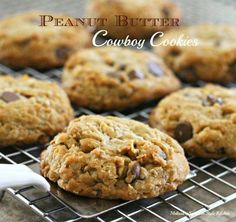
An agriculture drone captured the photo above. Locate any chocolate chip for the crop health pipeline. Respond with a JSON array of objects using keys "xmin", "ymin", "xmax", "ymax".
[
  {"xmin": 162, "ymin": 8, "xmax": 170, "ymax": 17},
  {"xmin": 178, "ymin": 67, "xmax": 197, "ymax": 82},
  {"xmin": 209, "ymin": 95, "xmax": 223, "ymax": 105},
  {"xmin": 202, "ymin": 94, "xmax": 223, "ymax": 106},
  {"xmin": 128, "ymin": 70, "xmax": 144, "ymax": 80},
  {"xmin": 174, "ymin": 121, "xmax": 193, "ymax": 143},
  {"xmin": 148, "ymin": 61, "xmax": 164, "ymax": 77},
  {"xmin": 218, "ymin": 147, "xmax": 226, "ymax": 155},
  {"xmin": 229, "ymin": 60, "xmax": 236, "ymax": 74},
  {"xmin": 119, "ymin": 64, "xmax": 126, "ymax": 71},
  {"xmin": 131, "ymin": 162, "xmax": 141, "ymax": 179},
  {"xmin": 55, "ymin": 46, "xmax": 70, "ymax": 59},
  {"xmin": 0, "ymin": 92, "xmax": 20, "ymax": 103},
  {"xmin": 170, "ymin": 48, "xmax": 181, "ymax": 57},
  {"xmin": 125, "ymin": 162, "xmax": 141, "ymax": 183},
  {"xmin": 214, "ymin": 40, "xmax": 221, "ymax": 47}
]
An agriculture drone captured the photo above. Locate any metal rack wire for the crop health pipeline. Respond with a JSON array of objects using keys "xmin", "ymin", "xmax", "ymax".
[{"xmin": 0, "ymin": 64, "xmax": 235, "ymax": 222}]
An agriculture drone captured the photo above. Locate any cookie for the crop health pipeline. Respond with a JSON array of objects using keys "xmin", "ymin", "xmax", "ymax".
[
  {"xmin": 0, "ymin": 75, "xmax": 74, "ymax": 147},
  {"xmin": 40, "ymin": 115, "xmax": 189, "ymax": 200},
  {"xmin": 153, "ymin": 24, "xmax": 236, "ymax": 83},
  {"xmin": 0, "ymin": 11, "xmax": 91, "ymax": 69},
  {"xmin": 86, "ymin": 0, "xmax": 181, "ymax": 39},
  {"xmin": 62, "ymin": 46, "xmax": 181, "ymax": 110},
  {"xmin": 149, "ymin": 84, "xmax": 236, "ymax": 159}
]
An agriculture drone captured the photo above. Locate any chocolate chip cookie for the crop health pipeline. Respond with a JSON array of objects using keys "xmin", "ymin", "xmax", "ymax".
[
  {"xmin": 0, "ymin": 75, "xmax": 74, "ymax": 147},
  {"xmin": 153, "ymin": 24, "xmax": 236, "ymax": 83},
  {"xmin": 86, "ymin": 0, "xmax": 181, "ymax": 39},
  {"xmin": 0, "ymin": 11, "xmax": 91, "ymax": 69},
  {"xmin": 40, "ymin": 115, "xmax": 189, "ymax": 200},
  {"xmin": 62, "ymin": 47, "xmax": 181, "ymax": 110},
  {"xmin": 149, "ymin": 84, "xmax": 236, "ymax": 159}
]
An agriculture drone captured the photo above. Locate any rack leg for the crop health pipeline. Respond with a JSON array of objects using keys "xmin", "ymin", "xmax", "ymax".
[{"xmin": 0, "ymin": 190, "xmax": 5, "ymax": 201}]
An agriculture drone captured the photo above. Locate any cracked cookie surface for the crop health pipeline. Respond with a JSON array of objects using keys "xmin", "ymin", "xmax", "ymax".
[
  {"xmin": 0, "ymin": 75, "xmax": 74, "ymax": 147},
  {"xmin": 153, "ymin": 24, "xmax": 236, "ymax": 83},
  {"xmin": 62, "ymin": 46, "xmax": 181, "ymax": 110},
  {"xmin": 149, "ymin": 84, "xmax": 236, "ymax": 158},
  {"xmin": 40, "ymin": 115, "xmax": 189, "ymax": 200},
  {"xmin": 86, "ymin": 0, "xmax": 181, "ymax": 39},
  {"xmin": 0, "ymin": 11, "xmax": 91, "ymax": 69}
]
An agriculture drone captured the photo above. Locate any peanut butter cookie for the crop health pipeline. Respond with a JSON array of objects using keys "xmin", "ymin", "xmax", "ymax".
[
  {"xmin": 86, "ymin": 0, "xmax": 181, "ymax": 39},
  {"xmin": 0, "ymin": 75, "xmax": 74, "ymax": 147},
  {"xmin": 0, "ymin": 11, "xmax": 91, "ymax": 69},
  {"xmin": 62, "ymin": 47, "xmax": 181, "ymax": 110},
  {"xmin": 41, "ymin": 115, "xmax": 189, "ymax": 200},
  {"xmin": 150, "ymin": 84, "xmax": 236, "ymax": 158},
  {"xmin": 153, "ymin": 24, "xmax": 236, "ymax": 83}
]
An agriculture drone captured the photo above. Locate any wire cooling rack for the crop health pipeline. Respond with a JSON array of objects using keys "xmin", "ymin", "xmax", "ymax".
[{"xmin": 0, "ymin": 64, "xmax": 236, "ymax": 222}]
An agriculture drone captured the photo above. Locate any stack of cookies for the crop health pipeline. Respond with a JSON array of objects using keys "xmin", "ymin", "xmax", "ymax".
[{"xmin": 0, "ymin": 0, "xmax": 235, "ymax": 201}]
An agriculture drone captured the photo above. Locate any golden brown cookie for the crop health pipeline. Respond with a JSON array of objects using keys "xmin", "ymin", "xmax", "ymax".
[
  {"xmin": 153, "ymin": 24, "xmax": 236, "ymax": 83},
  {"xmin": 149, "ymin": 84, "xmax": 236, "ymax": 159},
  {"xmin": 0, "ymin": 11, "xmax": 91, "ymax": 69},
  {"xmin": 40, "ymin": 115, "xmax": 189, "ymax": 200},
  {"xmin": 0, "ymin": 75, "xmax": 74, "ymax": 147},
  {"xmin": 86, "ymin": 0, "xmax": 181, "ymax": 39},
  {"xmin": 62, "ymin": 46, "xmax": 181, "ymax": 110}
]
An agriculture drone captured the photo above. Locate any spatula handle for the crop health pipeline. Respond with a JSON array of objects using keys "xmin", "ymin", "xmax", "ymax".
[{"xmin": 0, "ymin": 164, "xmax": 50, "ymax": 192}]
